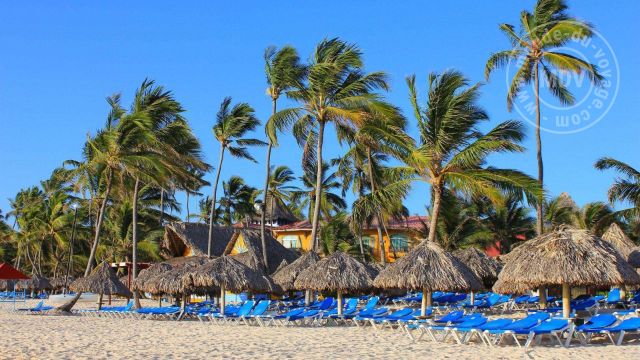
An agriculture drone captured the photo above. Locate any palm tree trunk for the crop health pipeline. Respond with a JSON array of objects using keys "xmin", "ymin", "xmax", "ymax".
[
  {"xmin": 427, "ymin": 183, "xmax": 442, "ymax": 243},
  {"xmin": 309, "ymin": 121, "xmax": 325, "ymax": 252},
  {"xmin": 56, "ymin": 169, "xmax": 113, "ymax": 312},
  {"xmin": 534, "ymin": 63, "xmax": 544, "ymax": 236},
  {"xmin": 132, "ymin": 177, "xmax": 142, "ymax": 309},
  {"xmin": 159, "ymin": 188, "xmax": 164, "ymax": 225},
  {"xmin": 358, "ymin": 229, "xmax": 365, "ymax": 262},
  {"xmin": 366, "ymin": 147, "xmax": 387, "ymax": 264},
  {"xmin": 260, "ymin": 99, "xmax": 277, "ymax": 271},
  {"xmin": 207, "ymin": 145, "xmax": 225, "ymax": 257},
  {"xmin": 185, "ymin": 192, "xmax": 190, "ymax": 222}
]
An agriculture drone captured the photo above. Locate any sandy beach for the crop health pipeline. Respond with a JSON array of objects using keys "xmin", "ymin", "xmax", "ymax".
[{"xmin": 1, "ymin": 301, "xmax": 637, "ymax": 360}]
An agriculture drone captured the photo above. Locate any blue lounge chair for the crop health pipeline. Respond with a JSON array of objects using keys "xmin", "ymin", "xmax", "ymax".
[
  {"xmin": 434, "ymin": 316, "xmax": 487, "ymax": 343},
  {"xmin": 211, "ymin": 300, "xmax": 255, "ymax": 324},
  {"xmin": 432, "ymin": 310, "xmax": 465, "ymax": 324},
  {"xmin": 368, "ymin": 308, "xmax": 414, "ymax": 328},
  {"xmin": 323, "ymin": 298, "xmax": 359, "ymax": 322},
  {"xmin": 571, "ymin": 314, "xmax": 617, "ymax": 345},
  {"xmin": 483, "ymin": 312, "xmax": 550, "ymax": 346},
  {"xmin": 598, "ymin": 317, "xmax": 640, "ymax": 345},
  {"xmin": 605, "ymin": 288, "xmax": 624, "ymax": 307},
  {"xmin": 255, "ymin": 308, "xmax": 304, "ymax": 327},
  {"xmin": 136, "ymin": 306, "xmax": 181, "ymax": 320},
  {"xmin": 242, "ymin": 300, "xmax": 271, "ymax": 325},
  {"xmin": 512, "ymin": 319, "xmax": 571, "ymax": 347},
  {"xmin": 17, "ymin": 300, "xmax": 53, "ymax": 313},
  {"xmin": 309, "ymin": 297, "xmax": 334, "ymax": 310},
  {"xmin": 282, "ymin": 309, "xmax": 321, "ymax": 326},
  {"xmin": 452, "ymin": 318, "xmax": 514, "ymax": 345}
]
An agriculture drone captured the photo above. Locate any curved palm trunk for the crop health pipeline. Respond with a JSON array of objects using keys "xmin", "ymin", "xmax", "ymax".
[
  {"xmin": 534, "ymin": 63, "xmax": 544, "ymax": 236},
  {"xmin": 260, "ymin": 98, "xmax": 275, "ymax": 270},
  {"xmin": 159, "ymin": 188, "xmax": 164, "ymax": 225},
  {"xmin": 367, "ymin": 147, "xmax": 387, "ymax": 264},
  {"xmin": 207, "ymin": 145, "xmax": 225, "ymax": 257},
  {"xmin": 132, "ymin": 177, "xmax": 142, "ymax": 308},
  {"xmin": 56, "ymin": 169, "xmax": 113, "ymax": 312},
  {"xmin": 309, "ymin": 121, "xmax": 325, "ymax": 252},
  {"xmin": 185, "ymin": 192, "xmax": 190, "ymax": 222},
  {"xmin": 426, "ymin": 183, "xmax": 442, "ymax": 243}
]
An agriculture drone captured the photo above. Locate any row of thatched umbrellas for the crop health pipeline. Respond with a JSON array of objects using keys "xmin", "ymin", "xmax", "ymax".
[{"xmin": 64, "ymin": 224, "xmax": 640, "ymax": 319}]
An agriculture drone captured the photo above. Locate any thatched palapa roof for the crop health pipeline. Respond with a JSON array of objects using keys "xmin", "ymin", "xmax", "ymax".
[
  {"xmin": 183, "ymin": 256, "xmax": 276, "ymax": 293},
  {"xmin": 493, "ymin": 227, "xmax": 640, "ymax": 293},
  {"xmin": 272, "ymin": 252, "xmax": 320, "ymax": 291},
  {"xmin": 453, "ymin": 247, "xmax": 501, "ymax": 285},
  {"xmin": 17, "ymin": 275, "xmax": 51, "ymax": 291},
  {"xmin": 161, "ymin": 222, "xmax": 237, "ymax": 258},
  {"xmin": 70, "ymin": 262, "xmax": 132, "ymax": 297},
  {"xmin": 50, "ymin": 276, "xmax": 75, "ymax": 290},
  {"xmin": 250, "ymin": 195, "xmax": 299, "ymax": 224},
  {"xmin": 230, "ymin": 229, "xmax": 298, "ymax": 274},
  {"xmin": 602, "ymin": 223, "xmax": 640, "ymax": 268},
  {"xmin": 374, "ymin": 241, "xmax": 483, "ymax": 292},
  {"xmin": 139, "ymin": 256, "xmax": 210, "ymax": 295},
  {"xmin": 294, "ymin": 252, "xmax": 373, "ymax": 292}
]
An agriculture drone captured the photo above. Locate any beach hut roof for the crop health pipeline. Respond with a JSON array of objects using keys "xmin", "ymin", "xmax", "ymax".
[
  {"xmin": 131, "ymin": 256, "xmax": 200, "ymax": 291},
  {"xmin": 50, "ymin": 276, "xmax": 75, "ymax": 290},
  {"xmin": 230, "ymin": 229, "xmax": 299, "ymax": 274},
  {"xmin": 249, "ymin": 195, "xmax": 299, "ymax": 224},
  {"xmin": 161, "ymin": 222, "xmax": 236, "ymax": 258},
  {"xmin": 629, "ymin": 248, "xmax": 640, "ymax": 269},
  {"xmin": 140, "ymin": 256, "xmax": 210, "ymax": 295},
  {"xmin": 17, "ymin": 274, "xmax": 51, "ymax": 291},
  {"xmin": 294, "ymin": 251, "xmax": 373, "ymax": 292},
  {"xmin": 493, "ymin": 227, "xmax": 640, "ymax": 293},
  {"xmin": 374, "ymin": 241, "xmax": 483, "ymax": 292},
  {"xmin": 183, "ymin": 256, "xmax": 275, "ymax": 293},
  {"xmin": 70, "ymin": 262, "xmax": 132, "ymax": 297},
  {"xmin": 272, "ymin": 252, "xmax": 320, "ymax": 291},
  {"xmin": 602, "ymin": 223, "xmax": 640, "ymax": 267},
  {"xmin": 453, "ymin": 247, "xmax": 501, "ymax": 282}
]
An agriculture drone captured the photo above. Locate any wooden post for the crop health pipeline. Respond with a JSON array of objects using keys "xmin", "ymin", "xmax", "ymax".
[
  {"xmin": 426, "ymin": 290, "xmax": 432, "ymax": 308},
  {"xmin": 470, "ymin": 291, "xmax": 475, "ymax": 305},
  {"xmin": 220, "ymin": 285, "xmax": 226, "ymax": 315},
  {"xmin": 98, "ymin": 292, "xmax": 103, "ymax": 310},
  {"xmin": 421, "ymin": 287, "xmax": 428, "ymax": 317},
  {"xmin": 562, "ymin": 283, "xmax": 571, "ymax": 319},
  {"xmin": 158, "ymin": 297, "xmax": 162, "ymax": 307},
  {"xmin": 619, "ymin": 288, "xmax": 626, "ymax": 301},
  {"xmin": 539, "ymin": 287, "xmax": 547, "ymax": 309},
  {"xmin": 337, "ymin": 290, "xmax": 343, "ymax": 316},
  {"xmin": 304, "ymin": 289, "xmax": 311, "ymax": 307}
]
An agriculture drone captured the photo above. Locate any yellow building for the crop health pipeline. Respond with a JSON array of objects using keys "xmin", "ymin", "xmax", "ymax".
[{"xmin": 272, "ymin": 216, "xmax": 428, "ymax": 263}]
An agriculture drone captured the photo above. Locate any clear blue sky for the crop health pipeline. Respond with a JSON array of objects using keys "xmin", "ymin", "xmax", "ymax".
[{"xmin": 1, "ymin": 1, "xmax": 639, "ymax": 218}]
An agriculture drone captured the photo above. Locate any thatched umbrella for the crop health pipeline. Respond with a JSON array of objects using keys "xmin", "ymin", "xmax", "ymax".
[
  {"xmin": 50, "ymin": 276, "xmax": 75, "ymax": 292},
  {"xmin": 374, "ymin": 241, "xmax": 482, "ymax": 317},
  {"xmin": 70, "ymin": 262, "xmax": 133, "ymax": 309},
  {"xmin": 16, "ymin": 274, "xmax": 51, "ymax": 292},
  {"xmin": 494, "ymin": 227, "xmax": 640, "ymax": 318},
  {"xmin": 629, "ymin": 248, "xmax": 640, "ymax": 269},
  {"xmin": 602, "ymin": 223, "xmax": 640, "ymax": 268},
  {"xmin": 294, "ymin": 252, "xmax": 373, "ymax": 316},
  {"xmin": 272, "ymin": 252, "xmax": 320, "ymax": 292},
  {"xmin": 183, "ymin": 256, "xmax": 275, "ymax": 315},
  {"xmin": 453, "ymin": 247, "xmax": 501, "ymax": 304}
]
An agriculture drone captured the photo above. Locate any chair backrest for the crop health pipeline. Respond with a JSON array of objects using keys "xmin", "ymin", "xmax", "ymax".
[
  {"xmin": 514, "ymin": 295, "xmax": 530, "ymax": 303},
  {"xmin": 436, "ymin": 310, "xmax": 464, "ymax": 323},
  {"xmin": 123, "ymin": 300, "xmax": 134, "ymax": 311},
  {"xmin": 580, "ymin": 314, "xmax": 616, "ymax": 329},
  {"xmin": 607, "ymin": 288, "xmax": 621, "ymax": 302},
  {"xmin": 345, "ymin": 298, "xmax": 358, "ymax": 311},
  {"xmin": 507, "ymin": 312, "xmax": 549, "ymax": 329},
  {"xmin": 250, "ymin": 300, "xmax": 270, "ymax": 316},
  {"xmin": 364, "ymin": 296, "xmax": 379, "ymax": 310},
  {"xmin": 574, "ymin": 299, "xmax": 596, "ymax": 310},
  {"xmin": 33, "ymin": 300, "xmax": 44, "ymax": 310},
  {"xmin": 389, "ymin": 308, "xmax": 413, "ymax": 318},
  {"xmin": 236, "ymin": 300, "xmax": 256, "ymax": 316},
  {"xmin": 317, "ymin": 297, "xmax": 334, "ymax": 310},
  {"xmin": 481, "ymin": 318, "xmax": 513, "ymax": 330},
  {"xmin": 486, "ymin": 293, "xmax": 502, "ymax": 306}
]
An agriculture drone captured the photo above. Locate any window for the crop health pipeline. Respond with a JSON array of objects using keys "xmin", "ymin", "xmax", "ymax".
[
  {"xmin": 362, "ymin": 236, "xmax": 376, "ymax": 253},
  {"xmin": 390, "ymin": 234, "xmax": 410, "ymax": 252},
  {"xmin": 281, "ymin": 235, "xmax": 301, "ymax": 249}
]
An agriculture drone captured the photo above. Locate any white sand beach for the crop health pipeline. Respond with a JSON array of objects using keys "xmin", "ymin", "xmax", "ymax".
[{"xmin": 1, "ymin": 301, "xmax": 638, "ymax": 360}]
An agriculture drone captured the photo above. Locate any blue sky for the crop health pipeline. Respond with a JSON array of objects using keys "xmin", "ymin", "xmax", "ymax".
[{"xmin": 1, "ymin": 1, "xmax": 639, "ymax": 218}]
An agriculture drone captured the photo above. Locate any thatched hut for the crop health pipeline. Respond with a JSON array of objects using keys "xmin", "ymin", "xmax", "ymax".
[
  {"xmin": 602, "ymin": 223, "xmax": 640, "ymax": 268},
  {"xmin": 16, "ymin": 275, "xmax": 51, "ymax": 292},
  {"xmin": 50, "ymin": 276, "xmax": 75, "ymax": 292},
  {"xmin": 453, "ymin": 247, "xmax": 501, "ymax": 303},
  {"xmin": 494, "ymin": 227, "xmax": 640, "ymax": 318},
  {"xmin": 138, "ymin": 256, "xmax": 209, "ymax": 296},
  {"xmin": 374, "ymin": 241, "xmax": 482, "ymax": 316},
  {"xmin": 294, "ymin": 252, "xmax": 373, "ymax": 316},
  {"xmin": 272, "ymin": 252, "xmax": 320, "ymax": 292},
  {"xmin": 183, "ymin": 256, "xmax": 275, "ymax": 315},
  {"xmin": 70, "ymin": 262, "xmax": 133, "ymax": 309}
]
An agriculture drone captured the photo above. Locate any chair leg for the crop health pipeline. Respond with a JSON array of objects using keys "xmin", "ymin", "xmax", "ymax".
[{"xmin": 616, "ymin": 331, "xmax": 625, "ymax": 346}]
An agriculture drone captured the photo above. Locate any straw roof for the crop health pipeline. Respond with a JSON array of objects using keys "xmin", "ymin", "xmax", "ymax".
[
  {"xmin": 249, "ymin": 195, "xmax": 299, "ymax": 224},
  {"xmin": 50, "ymin": 276, "xmax": 75, "ymax": 290},
  {"xmin": 629, "ymin": 248, "xmax": 640, "ymax": 269},
  {"xmin": 294, "ymin": 251, "xmax": 374, "ymax": 292},
  {"xmin": 161, "ymin": 222, "xmax": 237, "ymax": 258},
  {"xmin": 272, "ymin": 252, "xmax": 320, "ymax": 291},
  {"xmin": 131, "ymin": 256, "xmax": 201, "ymax": 291},
  {"xmin": 493, "ymin": 227, "xmax": 640, "ymax": 293},
  {"xmin": 16, "ymin": 275, "xmax": 51, "ymax": 291},
  {"xmin": 0, "ymin": 280, "xmax": 16, "ymax": 290},
  {"xmin": 70, "ymin": 262, "xmax": 133, "ymax": 297},
  {"xmin": 602, "ymin": 223, "xmax": 640, "ymax": 267},
  {"xmin": 230, "ymin": 229, "xmax": 298, "ymax": 274},
  {"xmin": 373, "ymin": 241, "xmax": 483, "ymax": 292},
  {"xmin": 453, "ymin": 247, "xmax": 501, "ymax": 285},
  {"xmin": 139, "ymin": 256, "xmax": 210, "ymax": 295},
  {"xmin": 183, "ymin": 256, "xmax": 276, "ymax": 293}
]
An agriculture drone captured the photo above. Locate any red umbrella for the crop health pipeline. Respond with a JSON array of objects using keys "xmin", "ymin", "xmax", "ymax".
[{"xmin": 0, "ymin": 263, "xmax": 30, "ymax": 280}]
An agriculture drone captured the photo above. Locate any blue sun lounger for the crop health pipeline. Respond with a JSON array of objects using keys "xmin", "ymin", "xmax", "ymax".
[
  {"xmin": 483, "ymin": 312, "xmax": 550, "ymax": 346},
  {"xmin": 511, "ymin": 318, "xmax": 571, "ymax": 347},
  {"xmin": 136, "ymin": 306, "xmax": 181, "ymax": 320},
  {"xmin": 255, "ymin": 307, "xmax": 305, "ymax": 327},
  {"xmin": 596, "ymin": 317, "xmax": 640, "ymax": 345},
  {"xmin": 450, "ymin": 318, "xmax": 514, "ymax": 345},
  {"xmin": 570, "ymin": 314, "xmax": 617, "ymax": 345},
  {"xmin": 368, "ymin": 308, "xmax": 414, "ymax": 328},
  {"xmin": 421, "ymin": 314, "xmax": 486, "ymax": 342},
  {"xmin": 241, "ymin": 300, "xmax": 271, "ymax": 325},
  {"xmin": 211, "ymin": 300, "xmax": 255, "ymax": 324},
  {"xmin": 17, "ymin": 300, "xmax": 53, "ymax": 313}
]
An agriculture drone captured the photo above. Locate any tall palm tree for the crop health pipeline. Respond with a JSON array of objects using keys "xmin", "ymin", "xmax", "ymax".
[
  {"xmin": 291, "ymin": 162, "xmax": 347, "ymax": 224},
  {"xmin": 270, "ymin": 38, "xmax": 393, "ymax": 251},
  {"xmin": 485, "ymin": 0, "xmax": 603, "ymax": 235},
  {"xmin": 595, "ymin": 158, "xmax": 640, "ymax": 221},
  {"xmin": 261, "ymin": 46, "xmax": 305, "ymax": 268},
  {"xmin": 475, "ymin": 194, "xmax": 536, "ymax": 254},
  {"xmin": 264, "ymin": 165, "xmax": 299, "ymax": 222},
  {"xmin": 405, "ymin": 70, "xmax": 542, "ymax": 244},
  {"xmin": 207, "ymin": 97, "xmax": 265, "ymax": 257}
]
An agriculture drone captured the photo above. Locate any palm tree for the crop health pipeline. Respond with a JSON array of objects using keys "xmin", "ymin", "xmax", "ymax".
[
  {"xmin": 595, "ymin": 157, "xmax": 640, "ymax": 222},
  {"xmin": 261, "ymin": 46, "xmax": 305, "ymax": 268},
  {"xmin": 217, "ymin": 176, "xmax": 257, "ymax": 226},
  {"xmin": 405, "ymin": 70, "xmax": 542, "ymax": 244},
  {"xmin": 433, "ymin": 190, "xmax": 490, "ymax": 251},
  {"xmin": 485, "ymin": 0, "xmax": 603, "ymax": 235},
  {"xmin": 207, "ymin": 97, "xmax": 265, "ymax": 257},
  {"xmin": 270, "ymin": 38, "xmax": 393, "ymax": 251},
  {"xmin": 476, "ymin": 194, "xmax": 536, "ymax": 254},
  {"xmin": 263, "ymin": 165, "xmax": 299, "ymax": 222},
  {"xmin": 291, "ymin": 162, "xmax": 347, "ymax": 224}
]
